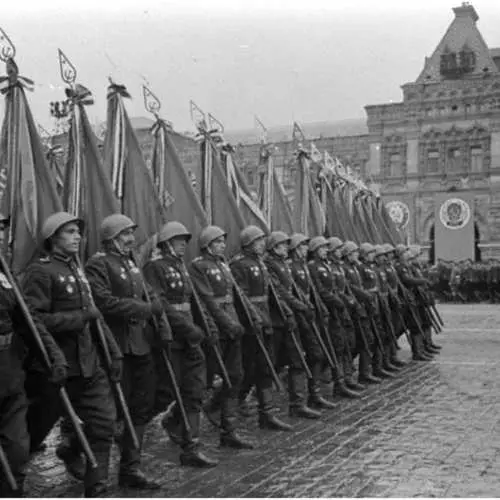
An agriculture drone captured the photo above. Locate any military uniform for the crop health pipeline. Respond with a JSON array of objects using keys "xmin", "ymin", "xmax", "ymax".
[
  {"xmin": 0, "ymin": 266, "xmax": 67, "ymax": 497},
  {"xmin": 264, "ymin": 237, "xmax": 321, "ymax": 419},
  {"xmin": 85, "ymin": 247, "xmax": 169, "ymax": 487},
  {"xmin": 143, "ymin": 247, "xmax": 219, "ymax": 466},
  {"xmin": 23, "ymin": 251, "xmax": 117, "ymax": 496},
  {"xmin": 189, "ymin": 229, "xmax": 253, "ymax": 449}
]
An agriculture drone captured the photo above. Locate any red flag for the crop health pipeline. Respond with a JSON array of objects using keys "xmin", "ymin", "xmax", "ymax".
[
  {"xmin": 150, "ymin": 117, "xmax": 208, "ymax": 262},
  {"xmin": 103, "ymin": 82, "xmax": 166, "ymax": 247},
  {"xmin": 0, "ymin": 59, "xmax": 63, "ymax": 273},
  {"xmin": 63, "ymin": 83, "xmax": 120, "ymax": 260}
]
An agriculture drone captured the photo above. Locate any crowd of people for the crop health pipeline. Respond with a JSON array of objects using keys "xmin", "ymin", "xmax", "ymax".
[
  {"xmin": 425, "ymin": 259, "xmax": 500, "ymax": 303},
  {"xmin": 0, "ymin": 212, "xmax": 443, "ymax": 498}
]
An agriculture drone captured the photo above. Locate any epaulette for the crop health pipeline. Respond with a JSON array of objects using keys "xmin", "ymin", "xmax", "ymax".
[
  {"xmin": 39, "ymin": 256, "xmax": 51, "ymax": 263},
  {"xmin": 191, "ymin": 256, "xmax": 203, "ymax": 263},
  {"xmin": 230, "ymin": 253, "xmax": 244, "ymax": 263},
  {"xmin": 93, "ymin": 251, "xmax": 106, "ymax": 259},
  {"xmin": 150, "ymin": 254, "xmax": 162, "ymax": 262}
]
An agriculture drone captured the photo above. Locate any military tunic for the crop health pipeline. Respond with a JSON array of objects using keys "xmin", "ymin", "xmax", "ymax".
[{"xmin": 22, "ymin": 252, "xmax": 116, "ymax": 487}]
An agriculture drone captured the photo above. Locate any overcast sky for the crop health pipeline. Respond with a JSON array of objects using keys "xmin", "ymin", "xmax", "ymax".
[{"xmin": 2, "ymin": 0, "xmax": 500, "ymax": 135}]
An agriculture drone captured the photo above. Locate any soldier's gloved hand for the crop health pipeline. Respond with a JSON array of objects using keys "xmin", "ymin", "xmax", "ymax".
[
  {"xmin": 109, "ymin": 358, "xmax": 122, "ymax": 382},
  {"xmin": 285, "ymin": 315, "xmax": 297, "ymax": 331},
  {"xmin": 262, "ymin": 326, "xmax": 274, "ymax": 336},
  {"xmin": 186, "ymin": 325, "xmax": 204, "ymax": 345},
  {"xmin": 50, "ymin": 362, "xmax": 67, "ymax": 386},
  {"xmin": 83, "ymin": 305, "xmax": 102, "ymax": 322},
  {"xmin": 228, "ymin": 322, "xmax": 245, "ymax": 339},
  {"xmin": 205, "ymin": 331, "xmax": 219, "ymax": 346},
  {"xmin": 186, "ymin": 344, "xmax": 205, "ymax": 362},
  {"xmin": 150, "ymin": 299, "xmax": 164, "ymax": 317}
]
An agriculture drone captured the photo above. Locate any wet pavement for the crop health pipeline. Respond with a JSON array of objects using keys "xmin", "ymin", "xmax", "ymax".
[{"xmin": 25, "ymin": 304, "xmax": 500, "ymax": 497}]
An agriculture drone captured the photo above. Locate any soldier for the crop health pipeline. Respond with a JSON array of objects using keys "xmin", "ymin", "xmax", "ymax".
[
  {"xmin": 85, "ymin": 214, "xmax": 170, "ymax": 490},
  {"xmin": 142, "ymin": 221, "xmax": 219, "ymax": 467},
  {"xmin": 189, "ymin": 225, "xmax": 254, "ymax": 449},
  {"xmin": 264, "ymin": 231, "xmax": 321, "ymax": 419},
  {"xmin": 22, "ymin": 212, "xmax": 119, "ymax": 497},
  {"xmin": 288, "ymin": 234, "xmax": 339, "ymax": 408},
  {"xmin": 0, "ymin": 214, "xmax": 67, "ymax": 498},
  {"xmin": 372, "ymin": 245, "xmax": 405, "ymax": 371},
  {"xmin": 307, "ymin": 236, "xmax": 363, "ymax": 398},
  {"xmin": 341, "ymin": 241, "xmax": 382, "ymax": 385},
  {"xmin": 354, "ymin": 243, "xmax": 395, "ymax": 380},
  {"xmin": 393, "ymin": 245, "xmax": 435, "ymax": 361},
  {"xmin": 230, "ymin": 225, "xmax": 293, "ymax": 430}
]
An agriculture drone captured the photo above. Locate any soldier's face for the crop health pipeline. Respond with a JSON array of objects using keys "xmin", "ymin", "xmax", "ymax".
[
  {"xmin": 317, "ymin": 246, "xmax": 327, "ymax": 259},
  {"xmin": 53, "ymin": 222, "xmax": 81, "ymax": 255},
  {"xmin": 115, "ymin": 228, "xmax": 136, "ymax": 253},
  {"xmin": 170, "ymin": 236, "xmax": 187, "ymax": 257},
  {"xmin": 333, "ymin": 248, "xmax": 342, "ymax": 259},
  {"xmin": 273, "ymin": 242, "xmax": 288, "ymax": 258},
  {"xmin": 251, "ymin": 237, "xmax": 266, "ymax": 256},
  {"xmin": 296, "ymin": 243, "xmax": 309, "ymax": 259},
  {"xmin": 348, "ymin": 251, "xmax": 359, "ymax": 262},
  {"xmin": 209, "ymin": 236, "xmax": 226, "ymax": 257}
]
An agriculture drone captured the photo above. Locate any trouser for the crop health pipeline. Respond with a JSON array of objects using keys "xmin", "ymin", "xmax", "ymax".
[
  {"xmin": 239, "ymin": 331, "xmax": 275, "ymax": 414},
  {"xmin": 154, "ymin": 344, "xmax": 206, "ymax": 450},
  {"xmin": 354, "ymin": 316, "xmax": 375, "ymax": 378},
  {"xmin": 119, "ymin": 353, "xmax": 155, "ymax": 474},
  {"xmin": 25, "ymin": 367, "xmax": 115, "ymax": 490},
  {"xmin": 0, "ymin": 385, "xmax": 29, "ymax": 498},
  {"xmin": 206, "ymin": 335, "xmax": 244, "ymax": 434}
]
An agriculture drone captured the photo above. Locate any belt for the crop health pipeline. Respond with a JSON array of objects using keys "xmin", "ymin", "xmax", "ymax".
[
  {"xmin": 171, "ymin": 303, "xmax": 191, "ymax": 312},
  {"xmin": 213, "ymin": 295, "xmax": 233, "ymax": 305},
  {"xmin": 249, "ymin": 296, "xmax": 267, "ymax": 304},
  {"xmin": 0, "ymin": 333, "xmax": 13, "ymax": 349}
]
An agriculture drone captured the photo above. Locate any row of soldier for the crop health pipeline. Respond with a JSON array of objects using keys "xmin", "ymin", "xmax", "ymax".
[
  {"xmin": 0, "ymin": 211, "xmax": 443, "ymax": 497},
  {"xmin": 427, "ymin": 259, "xmax": 500, "ymax": 303}
]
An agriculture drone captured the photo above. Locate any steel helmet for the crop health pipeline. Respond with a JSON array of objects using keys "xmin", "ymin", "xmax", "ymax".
[
  {"xmin": 199, "ymin": 225, "xmax": 226, "ymax": 249},
  {"xmin": 158, "ymin": 221, "xmax": 191, "ymax": 245},
  {"xmin": 328, "ymin": 237, "xmax": 343, "ymax": 251},
  {"xmin": 359, "ymin": 242, "xmax": 376, "ymax": 255},
  {"xmin": 289, "ymin": 233, "xmax": 310, "ymax": 251},
  {"xmin": 409, "ymin": 244, "xmax": 421, "ymax": 258},
  {"xmin": 383, "ymin": 243, "xmax": 395, "ymax": 255},
  {"xmin": 240, "ymin": 225, "xmax": 266, "ymax": 247},
  {"xmin": 100, "ymin": 214, "xmax": 137, "ymax": 241},
  {"xmin": 41, "ymin": 212, "xmax": 84, "ymax": 241},
  {"xmin": 373, "ymin": 244, "xmax": 386, "ymax": 257},
  {"xmin": 266, "ymin": 231, "xmax": 290, "ymax": 251},
  {"xmin": 309, "ymin": 236, "xmax": 329, "ymax": 253},
  {"xmin": 342, "ymin": 241, "xmax": 358, "ymax": 257},
  {"xmin": 395, "ymin": 243, "xmax": 408, "ymax": 255}
]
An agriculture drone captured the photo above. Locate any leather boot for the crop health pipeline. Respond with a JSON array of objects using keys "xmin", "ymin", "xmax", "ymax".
[
  {"xmin": 308, "ymin": 363, "xmax": 336, "ymax": 409},
  {"xmin": 119, "ymin": 425, "xmax": 160, "ymax": 490},
  {"xmin": 373, "ymin": 367, "xmax": 396, "ymax": 379},
  {"xmin": 161, "ymin": 403, "xmax": 183, "ymax": 446},
  {"xmin": 56, "ymin": 435, "xmax": 86, "ymax": 481},
  {"xmin": 384, "ymin": 344, "xmax": 402, "ymax": 372},
  {"xmin": 359, "ymin": 373, "xmax": 382, "ymax": 384},
  {"xmin": 180, "ymin": 413, "xmax": 218, "ymax": 468},
  {"xmin": 257, "ymin": 386, "xmax": 293, "ymax": 431},
  {"xmin": 333, "ymin": 380, "xmax": 362, "ymax": 399},
  {"xmin": 220, "ymin": 397, "xmax": 254, "ymax": 449},
  {"xmin": 411, "ymin": 334, "xmax": 433, "ymax": 361},
  {"xmin": 288, "ymin": 370, "xmax": 322, "ymax": 419},
  {"xmin": 390, "ymin": 358, "xmax": 408, "ymax": 368},
  {"xmin": 84, "ymin": 445, "xmax": 111, "ymax": 498},
  {"xmin": 345, "ymin": 378, "xmax": 366, "ymax": 391}
]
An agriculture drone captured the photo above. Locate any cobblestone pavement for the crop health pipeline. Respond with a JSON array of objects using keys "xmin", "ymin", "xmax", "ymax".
[{"xmin": 25, "ymin": 304, "xmax": 500, "ymax": 497}]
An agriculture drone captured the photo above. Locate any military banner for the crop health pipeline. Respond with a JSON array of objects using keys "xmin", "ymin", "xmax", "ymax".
[{"xmin": 434, "ymin": 192, "xmax": 474, "ymax": 262}]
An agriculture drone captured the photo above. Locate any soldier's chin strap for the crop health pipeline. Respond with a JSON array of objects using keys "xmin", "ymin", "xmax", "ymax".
[
  {"xmin": 111, "ymin": 238, "xmax": 131, "ymax": 258},
  {"xmin": 166, "ymin": 241, "xmax": 178, "ymax": 259}
]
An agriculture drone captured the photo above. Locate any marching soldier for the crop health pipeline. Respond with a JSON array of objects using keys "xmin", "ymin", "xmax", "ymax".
[
  {"xmin": 0, "ymin": 214, "xmax": 67, "ymax": 498},
  {"xmin": 356, "ymin": 242, "xmax": 395, "ymax": 380},
  {"xmin": 288, "ymin": 234, "xmax": 338, "ymax": 408},
  {"xmin": 189, "ymin": 225, "xmax": 254, "ymax": 449},
  {"xmin": 264, "ymin": 231, "xmax": 321, "ymax": 419},
  {"xmin": 142, "ymin": 221, "xmax": 219, "ymax": 467},
  {"xmin": 372, "ymin": 245, "xmax": 404, "ymax": 372},
  {"xmin": 230, "ymin": 225, "xmax": 293, "ymax": 431},
  {"xmin": 85, "ymin": 214, "xmax": 169, "ymax": 490},
  {"xmin": 22, "ymin": 212, "xmax": 119, "ymax": 497},
  {"xmin": 341, "ymin": 241, "xmax": 382, "ymax": 385},
  {"xmin": 306, "ymin": 236, "xmax": 363, "ymax": 398},
  {"xmin": 393, "ymin": 245, "xmax": 435, "ymax": 361}
]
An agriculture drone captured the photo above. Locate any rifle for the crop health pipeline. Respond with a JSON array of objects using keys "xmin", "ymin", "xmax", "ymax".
[
  {"xmin": 231, "ymin": 278, "xmax": 284, "ymax": 392},
  {"xmin": 190, "ymin": 284, "xmax": 232, "ymax": 389},
  {"xmin": 76, "ymin": 257, "xmax": 139, "ymax": 450},
  {"xmin": 0, "ymin": 442, "xmax": 17, "ymax": 492},
  {"xmin": 0, "ymin": 250, "xmax": 97, "ymax": 469},
  {"xmin": 291, "ymin": 280, "xmax": 336, "ymax": 372},
  {"xmin": 377, "ymin": 293, "xmax": 400, "ymax": 350},
  {"xmin": 388, "ymin": 289, "xmax": 413, "ymax": 349},
  {"xmin": 268, "ymin": 281, "xmax": 313, "ymax": 379},
  {"xmin": 140, "ymin": 281, "xmax": 191, "ymax": 436},
  {"xmin": 344, "ymin": 284, "xmax": 371, "ymax": 354}
]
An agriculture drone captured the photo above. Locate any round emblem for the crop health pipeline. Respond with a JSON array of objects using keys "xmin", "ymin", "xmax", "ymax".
[
  {"xmin": 386, "ymin": 201, "xmax": 410, "ymax": 229},
  {"xmin": 439, "ymin": 198, "xmax": 471, "ymax": 230}
]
